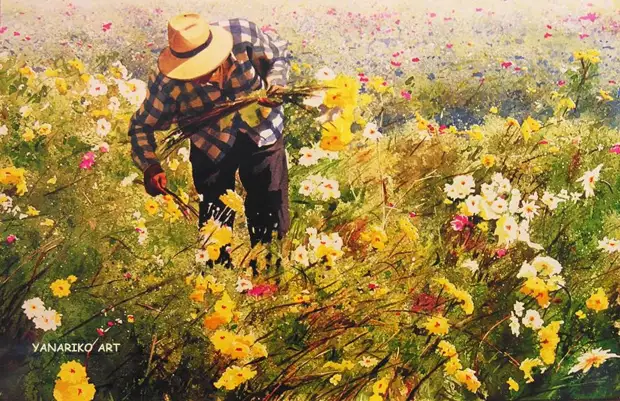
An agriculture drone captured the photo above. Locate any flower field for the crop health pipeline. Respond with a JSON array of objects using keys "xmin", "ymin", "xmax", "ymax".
[{"xmin": 1, "ymin": 1, "xmax": 619, "ymax": 400}]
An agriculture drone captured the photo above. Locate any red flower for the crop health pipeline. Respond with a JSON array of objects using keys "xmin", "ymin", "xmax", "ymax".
[
  {"xmin": 102, "ymin": 22, "xmax": 112, "ymax": 32},
  {"xmin": 496, "ymin": 249, "xmax": 507, "ymax": 258},
  {"xmin": 450, "ymin": 215, "xmax": 470, "ymax": 232},
  {"xmin": 248, "ymin": 283, "xmax": 278, "ymax": 298},
  {"xmin": 411, "ymin": 57, "xmax": 420, "ymax": 62},
  {"xmin": 96, "ymin": 328, "xmax": 105, "ymax": 336},
  {"xmin": 544, "ymin": 33, "xmax": 552, "ymax": 39},
  {"xmin": 6, "ymin": 234, "xmax": 17, "ymax": 245},
  {"xmin": 579, "ymin": 33, "xmax": 590, "ymax": 40},
  {"xmin": 501, "ymin": 61, "xmax": 512, "ymax": 69},
  {"xmin": 557, "ymin": 80, "xmax": 566, "ymax": 86},
  {"xmin": 610, "ymin": 144, "xmax": 620, "ymax": 155}
]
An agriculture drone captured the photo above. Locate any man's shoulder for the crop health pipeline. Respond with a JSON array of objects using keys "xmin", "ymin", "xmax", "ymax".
[{"xmin": 212, "ymin": 18, "xmax": 259, "ymax": 43}]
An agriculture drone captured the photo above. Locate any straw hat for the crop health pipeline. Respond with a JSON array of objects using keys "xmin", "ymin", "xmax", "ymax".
[{"xmin": 158, "ymin": 13, "xmax": 234, "ymax": 81}]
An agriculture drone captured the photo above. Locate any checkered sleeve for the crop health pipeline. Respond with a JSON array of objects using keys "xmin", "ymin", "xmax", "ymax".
[
  {"xmin": 245, "ymin": 20, "xmax": 291, "ymax": 87},
  {"xmin": 128, "ymin": 72, "xmax": 176, "ymax": 171}
]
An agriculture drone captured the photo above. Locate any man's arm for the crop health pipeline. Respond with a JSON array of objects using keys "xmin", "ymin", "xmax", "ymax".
[{"xmin": 128, "ymin": 72, "xmax": 176, "ymax": 195}]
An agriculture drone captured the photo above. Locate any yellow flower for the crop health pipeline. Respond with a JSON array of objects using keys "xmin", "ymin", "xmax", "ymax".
[
  {"xmin": 0, "ymin": 167, "xmax": 28, "ymax": 196},
  {"xmin": 22, "ymin": 127, "xmax": 35, "ymax": 142},
  {"xmin": 399, "ymin": 217, "xmax": 419, "ymax": 242},
  {"xmin": 329, "ymin": 374, "xmax": 342, "ymax": 385},
  {"xmin": 521, "ymin": 116, "xmax": 541, "ymax": 141},
  {"xmin": 291, "ymin": 63, "xmax": 301, "ymax": 74},
  {"xmin": 45, "ymin": 68, "xmax": 59, "ymax": 77},
  {"xmin": 585, "ymin": 288, "xmax": 609, "ymax": 312},
  {"xmin": 489, "ymin": 106, "xmax": 498, "ymax": 114},
  {"xmin": 190, "ymin": 289, "xmax": 206, "ymax": 303},
  {"xmin": 519, "ymin": 358, "xmax": 543, "ymax": 383},
  {"xmin": 444, "ymin": 356, "xmax": 462, "ymax": 375},
  {"xmin": 220, "ymin": 189, "xmax": 245, "ymax": 214},
  {"xmin": 55, "ymin": 78, "xmax": 68, "ymax": 94},
  {"xmin": 323, "ymin": 75, "xmax": 359, "ymax": 109},
  {"xmin": 210, "ymin": 330, "xmax": 235, "ymax": 352},
  {"xmin": 19, "ymin": 66, "xmax": 36, "ymax": 78},
  {"xmin": 360, "ymin": 226, "xmax": 388, "ymax": 250},
  {"xmin": 26, "ymin": 205, "xmax": 40, "ymax": 216},
  {"xmin": 168, "ymin": 158, "xmax": 180, "ymax": 171},
  {"xmin": 437, "ymin": 340, "xmax": 457, "ymax": 358},
  {"xmin": 144, "ymin": 198, "xmax": 159, "ymax": 216},
  {"xmin": 41, "ymin": 218, "xmax": 55, "ymax": 227},
  {"xmin": 50, "ymin": 279, "xmax": 71, "ymax": 298},
  {"xmin": 359, "ymin": 93, "xmax": 373, "ymax": 107},
  {"xmin": 520, "ymin": 277, "xmax": 551, "ymax": 308},
  {"xmin": 477, "ymin": 222, "xmax": 489, "ymax": 232},
  {"xmin": 57, "ymin": 361, "xmax": 88, "ymax": 384},
  {"xmin": 599, "ymin": 90, "xmax": 614, "ymax": 102},
  {"xmin": 53, "ymin": 379, "xmax": 96, "ymax": 401},
  {"xmin": 505, "ymin": 117, "xmax": 520, "ymax": 128},
  {"xmin": 214, "ymin": 365, "xmax": 256, "ymax": 390},
  {"xmin": 68, "ymin": 58, "xmax": 86, "ymax": 73},
  {"xmin": 38, "ymin": 123, "xmax": 52, "ymax": 136},
  {"xmin": 573, "ymin": 49, "xmax": 600, "ymax": 64},
  {"xmin": 320, "ymin": 114, "xmax": 354, "ymax": 151},
  {"xmin": 368, "ymin": 76, "xmax": 391, "ymax": 94},
  {"xmin": 47, "ymin": 176, "xmax": 58, "ymax": 185},
  {"xmin": 67, "ymin": 275, "xmax": 78, "ymax": 284},
  {"xmin": 454, "ymin": 369, "xmax": 481, "ymax": 393},
  {"xmin": 507, "ymin": 377, "xmax": 519, "ymax": 391},
  {"xmin": 557, "ymin": 97, "xmax": 576, "ymax": 110},
  {"xmin": 481, "ymin": 154, "xmax": 496, "ymax": 168},
  {"xmin": 575, "ymin": 310, "xmax": 586, "ymax": 319},
  {"xmin": 466, "ymin": 125, "xmax": 483, "ymax": 141},
  {"xmin": 372, "ymin": 377, "xmax": 390, "ymax": 395},
  {"xmin": 424, "ymin": 316, "xmax": 450, "ymax": 335},
  {"xmin": 538, "ymin": 321, "xmax": 562, "ymax": 364}
]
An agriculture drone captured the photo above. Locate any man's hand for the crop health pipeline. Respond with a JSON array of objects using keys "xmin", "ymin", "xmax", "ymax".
[
  {"xmin": 143, "ymin": 164, "xmax": 167, "ymax": 197},
  {"xmin": 258, "ymin": 85, "xmax": 287, "ymax": 107}
]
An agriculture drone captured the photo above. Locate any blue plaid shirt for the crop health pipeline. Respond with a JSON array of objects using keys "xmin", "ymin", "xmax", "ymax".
[{"xmin": 129, "ymin": 18, "xmax": 290, "ymax": 171}]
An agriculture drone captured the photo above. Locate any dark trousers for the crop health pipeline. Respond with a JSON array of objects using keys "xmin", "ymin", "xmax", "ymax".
[{"xmin": 190, "ymin": 133, "xmax": 290, "ymax": 247}]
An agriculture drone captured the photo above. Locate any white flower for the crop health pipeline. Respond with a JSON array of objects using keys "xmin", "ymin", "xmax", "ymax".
[
  {"xmin": 450, "ymin": 175, "xmax": 476, "ymax": 199},
  {"xmin": 112, "ymin": 60, "xmax": 130, "ymax": 80},
  {"xmin": 315, "ymin": 67, "xmax": 336, "ymax": 81},
  {"xmin": 509, "ymin": 189, "xmax": 522, "ymax": 214},
  {"xmin": 462, "ymin": 259, "xmax": 479, "ymax": 273},
  {"xmin": 509, "ymin": 313, "xmax": 520, "ymax": 337},
  {"xmin": 96, "ymin": 118, "xmax": 112, "ymax": 137},
  {"xmin": 120, "ymin": 173, "xmax": 138, "ymax": 187},
  {"xmin": 177, "ymin": 147, "xmax": 190, "ymax": 162},
  {"xmin": 522, "ymin": 310, "xmax": 544, "ymax": 330},
  {"xmin": 481, "ymin": 183, "xmax": 498, "ymax": 202},
  {"xmin": 299, "ymin": 178, "xmax": 317, "ymax": 196},
  {"xmin": 495, "ymin": 214, "xmax": 519, "ymax": 245},
  {"xmin": 513, "ymin": 301, "xmax": 525, "ymax": 317},
  {"xmin": 464, "ymin": 195, "xmax": 482, "ymax": 215},
  {"xmin": 569, "ymin": 348, "xmax": 619, "ymax": 374},
  {"xmin": 317, "ymin": 179, "xmax": 341, "ymax": 200},
  {"xmin": 492, "ymin": 173, "xmax": 512, "ymax": 194},
  {"xmin": 302, "ymin": 90, "xmax": 326, "ymax": 108},
  {"xmin": 235, "ymin": 277, "xmax": 253, "ymax": 293},
  {"xmin": 541, "ymin": 191, "xmax": 564, "ymax": 210},
  {"xmin": 531, "ymin": 256, "xmax": 562, "ymax": 277},
  {"xmin": 359, "ymin": 355, "xmax": 379, "ymax": 367},
  {"xmin": 517, "ymin": 262, "xmax": 537, "ymax": 279},
  {"xmin": 362, "ymin": 122, "xmax": 383, "ymax": 142},
  {"xmin": 195, "ymin": 249, "xmax": 209, "ymax": 263},
  {"xmin": 22, "ymin": 297, "xmax": 45, "ymax": 320},
  {"xmin": 520, "ymin": 200, "xmax": 540, "ymax": 220},
  {"xmin": 88, "ymin": 78, "xmax": 108, "ymax": 96},
  {"xmin": 298, "ymin": 147, "xmax": 324, "ymax": 167},
  {"xmin": 108, "ymin": 96, "xmax": 121, "ymax": 113},
  {"xmin": 576, "ymin": 164, "xmax": 603, "ymax": 198},
  {"xmin": 117, "ymin": 78, "xmax": 147, "ymax": 108},
  {"xmin": 33, "ymin": 308, "xmax": 60, "ymax": 331},
  {"xmin": 19, "ymin": 105, "xmax": 32, "ymax": 118},
  {"xmin": 0, "ymin": 125, "xmax": 8, "ymax": 136},
  {"xmin": 570, "ymin": 192, "xmax": 582, "ymax": 203},
  {"xmin": 491, "ymin": 198, "xmax": 508, "ymax": 214},
  {"xmin": 518, "ymin": 220, "xmax": 544, "ymax": 250},
  {"xmin": 292, "ymin": 245, "xmax": 310, "ymax": 266},
  {"xmin": 598, "ymin": 237, "xmax": 620, "ymax": 253}
]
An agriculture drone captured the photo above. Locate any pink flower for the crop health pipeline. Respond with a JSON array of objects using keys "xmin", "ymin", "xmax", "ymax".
[
  {"xmin": 96, "ymin": 328, "xmax": 105, "ymax": 336},
  {"xmin": 13, "ymin": 31, "xmax": 20, "ymax": 36},
  {"xmin": 0, "ymin": 27, "xmax": 7, "ymax": 34},
  {"xmin": 610, "ymin": 144, "xmax": 620, "ymax": 155},
  {"xmin": 107, "ymin": 321, "xmax": 115, "ymax": 327},
  {"xmin": 501, "ymin": 61, "xmax": 513, "ymax": 69},
  {"xmin": 557, "ymin": 80, "xmax": 566, "ymax": 86},
  {"xmin": 400, "ymin": 90, "xmax": 412, "ymax": 101},
  {"xmin": 6, "ymin": 234, "xmax": 17, "ymax": 244},
  {"xmin": 79, "ymin": 151, "xmax": 96, "ymax": 169},
  {"xmin": 450, "ymin": 215, "xmax": 470, "ymax": 231},
  {"xmin": 391, "ymin": 60, "xmax": 402, "ymax": 67},
  {"xmin": 579, "ymin": 33, "xmax": 590, "ymax": 40},
  {"xmin": 247, "ymin": 283, "xmax": 278, "ymax": 298},
  {"xmin": 579, "ymin": 12, "xmax": 598, "ymax": 22},
  {"xmin": 102, "ymin": 22, "xmax": 112, "ymax": 32},
  {"xmin": 411, "ymin": 57, "xmax": 420, "ymax": 62},
  {"xmin": 409, "ymin": 211, "xmax": 417, "ymax": 218},
  {"xmin": 544, "ymin": 33, "xmax": 552, "ymax": 39},
  {"xmin": 446, "ymin": 43, "xmax": 453, "ymax": 49},
  {"xmin": 496, "ymin": 248, "xmax": 507, "ymax": 258}
]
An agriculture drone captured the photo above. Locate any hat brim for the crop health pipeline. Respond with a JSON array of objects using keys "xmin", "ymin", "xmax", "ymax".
[{"xmin": 158, "ymin": 25, "xmax": 234, "ymax": 81}]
